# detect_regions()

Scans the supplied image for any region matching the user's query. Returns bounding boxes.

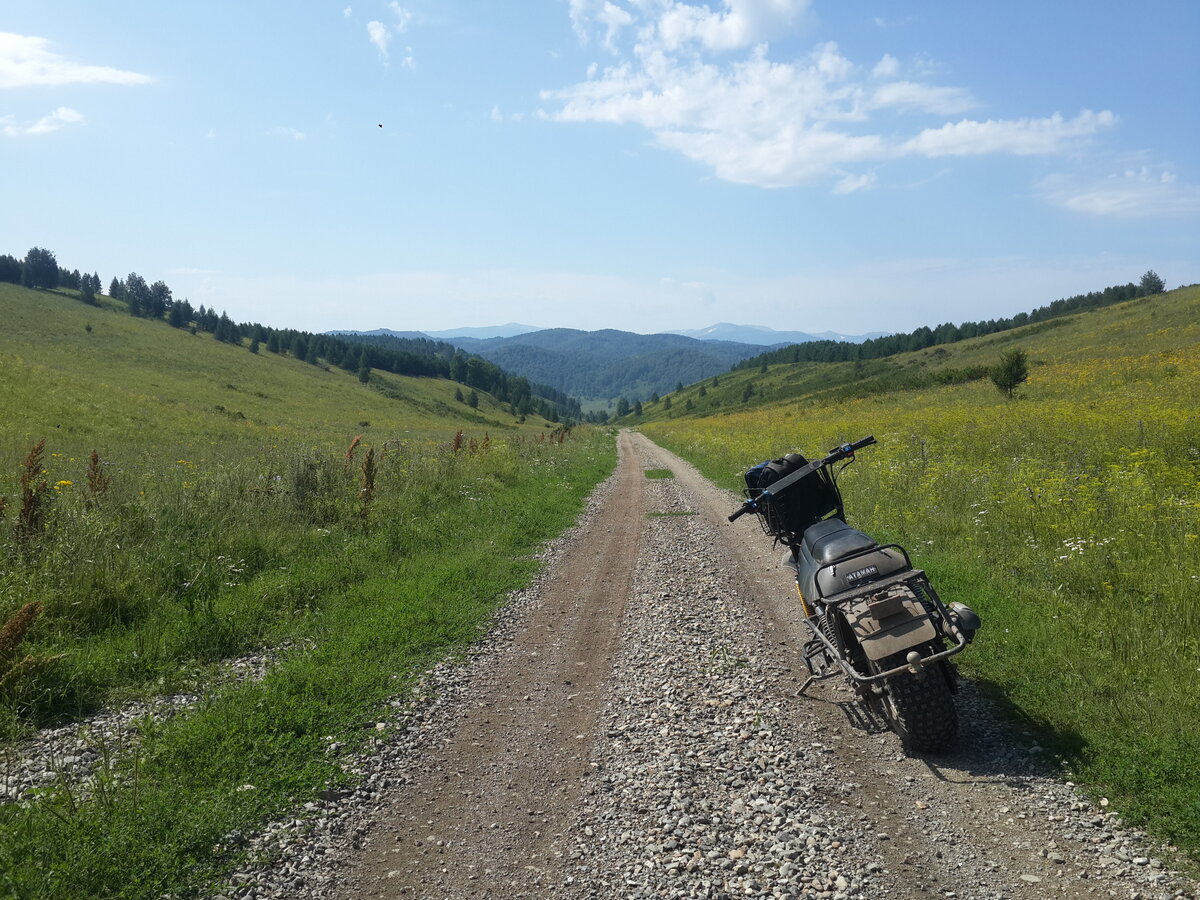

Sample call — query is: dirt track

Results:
[243,431,1194,900]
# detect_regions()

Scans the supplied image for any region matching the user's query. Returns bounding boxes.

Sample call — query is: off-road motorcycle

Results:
[728,436,980,752]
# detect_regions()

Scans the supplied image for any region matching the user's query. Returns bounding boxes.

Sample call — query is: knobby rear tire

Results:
[873,647,958,753]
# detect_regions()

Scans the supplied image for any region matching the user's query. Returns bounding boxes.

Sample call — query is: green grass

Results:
[0,431,615,899]
[0,282,618,898]
[633,285,1200,424]
[0,282,553,463]
[640,285,1200,864]
[643,468,674,479]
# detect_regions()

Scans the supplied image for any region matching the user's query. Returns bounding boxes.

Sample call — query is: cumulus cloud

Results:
[544,3,1118,190]
[1038,166,1200,218]
[1,106,84,137]
[367,20,391,58]
[0,32,152,88]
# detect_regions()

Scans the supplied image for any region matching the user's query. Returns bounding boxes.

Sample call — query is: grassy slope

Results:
[0,283,546,463]
[0,283,616,899]
[640,285,1200,863]
[635,286,1200,424]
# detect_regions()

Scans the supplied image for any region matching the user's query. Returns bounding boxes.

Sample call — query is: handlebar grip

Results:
[851,435,876,451]
[728,503,754,522]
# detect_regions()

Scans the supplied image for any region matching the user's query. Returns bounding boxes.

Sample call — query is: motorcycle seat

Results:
[802,517,876,563]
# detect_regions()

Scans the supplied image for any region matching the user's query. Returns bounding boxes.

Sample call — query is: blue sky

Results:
[3,1,1197,335]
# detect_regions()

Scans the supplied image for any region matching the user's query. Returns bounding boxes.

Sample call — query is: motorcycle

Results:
[728,436,980,752]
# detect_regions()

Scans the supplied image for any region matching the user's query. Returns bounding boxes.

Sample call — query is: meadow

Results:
[641,285,1200,862]
[0,284,615,898]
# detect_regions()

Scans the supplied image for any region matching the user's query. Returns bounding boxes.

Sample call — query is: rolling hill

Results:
[425,327,768,403]
[0,282,561,459]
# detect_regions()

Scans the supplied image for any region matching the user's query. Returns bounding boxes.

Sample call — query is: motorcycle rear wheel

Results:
[871,647,958,753]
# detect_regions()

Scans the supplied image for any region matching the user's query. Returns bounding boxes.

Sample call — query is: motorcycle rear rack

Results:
[800,572,970,687]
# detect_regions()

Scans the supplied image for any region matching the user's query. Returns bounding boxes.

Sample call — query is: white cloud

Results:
[491,104,503,122]
[902,109,1115,157]
[388,2,413,32]
[0,32,152,88]
[869,81,975,116]
[343,6,353,17]
[400,46,416,70]
[1039,167,1200,218]
[832,171,875,194]
[367,20,391,58]
[274,126,306,141]
[545,4,1120,190]
[871,53,899,79]
[1,106,84,137]
[658,0,812,53]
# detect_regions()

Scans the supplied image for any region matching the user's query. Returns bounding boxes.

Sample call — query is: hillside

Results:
[437,327,766,403]
[0,283,559,460]
[631,284,1200,423]
[638,283,1200,861]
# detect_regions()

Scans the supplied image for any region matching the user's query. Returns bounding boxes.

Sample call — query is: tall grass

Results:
[643,312,1200,860]
[0,427,615,899]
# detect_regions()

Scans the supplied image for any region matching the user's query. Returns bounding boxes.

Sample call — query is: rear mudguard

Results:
[841,584,936,661]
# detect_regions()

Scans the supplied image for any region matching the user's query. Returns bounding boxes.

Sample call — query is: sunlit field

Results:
[0,283,617,898]
[643,287,1200,859]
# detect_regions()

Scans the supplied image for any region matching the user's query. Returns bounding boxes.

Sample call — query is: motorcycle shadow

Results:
[813,674,1082,784]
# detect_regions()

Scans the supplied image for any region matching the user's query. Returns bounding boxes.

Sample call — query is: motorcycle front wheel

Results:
[871,646,958,753]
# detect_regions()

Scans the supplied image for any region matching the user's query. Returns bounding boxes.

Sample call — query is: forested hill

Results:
[435,328,768,402]
[733,275,1168,369]
[1,246,580,424]
[336,332,580,419]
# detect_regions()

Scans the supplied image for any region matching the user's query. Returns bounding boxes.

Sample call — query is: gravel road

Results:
[220,431,1196,900]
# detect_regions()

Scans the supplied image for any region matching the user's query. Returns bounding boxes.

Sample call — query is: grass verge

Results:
[0,429,615,899]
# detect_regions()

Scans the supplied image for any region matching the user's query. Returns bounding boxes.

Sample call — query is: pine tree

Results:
[990,349,1029,398]
[21,247,59,289]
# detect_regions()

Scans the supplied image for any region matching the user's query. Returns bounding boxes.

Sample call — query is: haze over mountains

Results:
[332,323,885,403]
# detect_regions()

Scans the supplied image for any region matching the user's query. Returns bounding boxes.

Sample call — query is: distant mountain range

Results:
[669,323,889,345]
[425,323,540,340]
[330,323,885,402]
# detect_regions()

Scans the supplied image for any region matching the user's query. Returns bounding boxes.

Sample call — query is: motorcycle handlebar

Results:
[727,435,876,522]
[827,434,876,460]
[727,502,755,523]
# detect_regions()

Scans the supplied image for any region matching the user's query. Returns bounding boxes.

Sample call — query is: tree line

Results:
[3,246,580,424]
[733,271,1169,371]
